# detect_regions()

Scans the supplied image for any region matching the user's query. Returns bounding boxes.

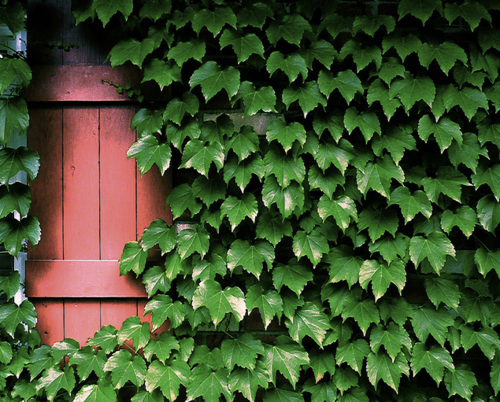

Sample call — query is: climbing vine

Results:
[4,0,500,401]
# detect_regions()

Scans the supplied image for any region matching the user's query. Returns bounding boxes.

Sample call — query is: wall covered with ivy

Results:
[3,0,500,401]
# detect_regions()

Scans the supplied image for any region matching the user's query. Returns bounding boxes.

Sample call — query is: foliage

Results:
[4,0,500,401]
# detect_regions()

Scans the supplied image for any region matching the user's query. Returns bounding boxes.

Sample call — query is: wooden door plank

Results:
[101,299,138,329]
[137,168,172,240]
[27,108,63,260]
[64,299,101,345]
[25,260,147,298]
[100,107,137,260]
[32,299,64,346]
[63,108,100,260]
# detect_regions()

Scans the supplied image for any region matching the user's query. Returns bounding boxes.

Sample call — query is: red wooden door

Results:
[25,67,171,346]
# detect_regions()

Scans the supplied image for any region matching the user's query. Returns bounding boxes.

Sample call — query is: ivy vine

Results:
[3,0,500,401]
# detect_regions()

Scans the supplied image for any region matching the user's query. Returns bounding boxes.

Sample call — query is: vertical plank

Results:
[63,107,100,260]
[101,299,138,329]
[32,299,64,346]
[137,168,172,240]
[64,299,101,345]
[27,108,63,260]
[100,107,137,260]
[26,0,64,65]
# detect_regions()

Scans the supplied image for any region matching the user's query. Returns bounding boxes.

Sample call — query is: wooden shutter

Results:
[25,0,171,346]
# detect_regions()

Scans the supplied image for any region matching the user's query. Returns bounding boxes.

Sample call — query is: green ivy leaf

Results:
[0,58,31,95]
[371,128,414,167]
[256,211,293,246]
[342,298,380,336]
[475,247,500,277]
[442,85,489,120]
[167,39,206,67]
[410,342,454,385]
[264,387,305,402]
[224,155,265,193]
[336,339,370,374]
[448,132,487,174]
[119,241,148,276]
[87,325,118,354]
[472,164,500,201]
[418,42,468,75]
[313,109,345,141]
[190,61,240,101]
[444,1,491,30]
[262,177,305,218]
[131,109,163,136]
[0,215,40,257]
[0,183,31,219]
[192,279,246,326]
[411,305,454,346]
[377,58,406,86]
[307,350,337,383]
[425,277,460,311]
[266,14,312,46]
[140,219,176,255]
[221,333,264,370]
[382,33,422,62]
[192,6,237,36]
[357,207,399,243]
[356,155,405,199]
[264,148,305,188]
[318,194,357,231]
[144,294,186,329]
[353,14,396,36]
[273,258,313,297]
[292,228,329,267]
[145,359,190,401]
[421,166,470,203]
[477,195,500,232]
[234,82,277,117]
[444,364,477,401]
[220,29,264,63]
[0,98,29,145]
[69,347,106,381]
[180,139,224,177]
[104,349,146,389]
[369,233,409,265]
[139,0,171,21]
[0,2,25,35]
[163,93,199,126]
[370,322,412,362]
[246,284,283,329]
[0,270,19,301]
[229,365,268,402]
[143,332,179,364]
[262,336,309,388]
[283,81,327,117]
[319,68,363,105]
[127,135,171,175]
[285,302,330,347]
[366,351,409,392]
[92,0,133,27]
[308,165,345,199]
[316,139,355,175]
[344,107,381,143]
[366,79,402,120]
[228,239,274,279]
[142,59,181,90]
[117,316,150,350]
[389,73,436,113]
[267,52,308,83]
[397,0,443,24]
[108,38,154,68]
[267,119,307,154]
[177,226,210,260]
[36,366,76,402]
[323,246,361,288]
[379,297,413,327]
[460,324,500,360]
[418,115,462,153]
[410,232,456,274]
[221,193,258,231]
[236,3,273,29]
[340,40,382,72]
[331,367,360,396]
[359,260,406,301]
[73,380,116,402]
[166,183,202,219]
[440,205,477,238]
[298,39,337,69]
[388,187,432,224]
